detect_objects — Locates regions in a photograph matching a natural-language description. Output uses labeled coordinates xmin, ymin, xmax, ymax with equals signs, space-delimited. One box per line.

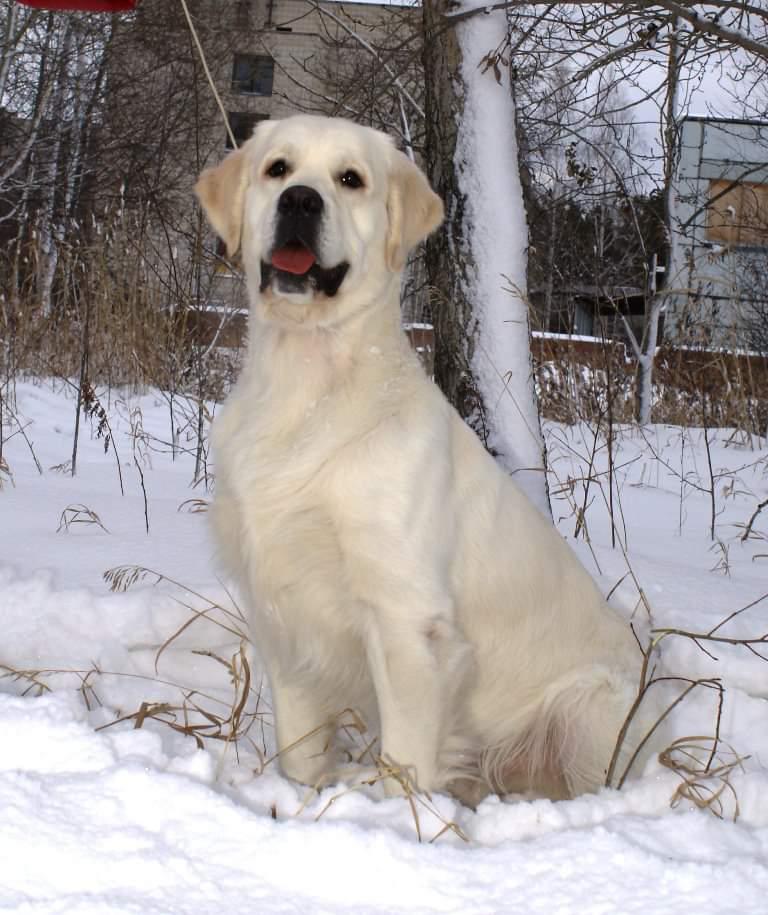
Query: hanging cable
xmin=178 ymin=0 xmax=238 ymax=149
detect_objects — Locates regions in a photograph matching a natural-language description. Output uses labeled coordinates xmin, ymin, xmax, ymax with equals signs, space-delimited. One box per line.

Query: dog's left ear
xmin=195 ymin=147 xmax=248 ymax=257
xmin=386 ymin=150 xmax=444 ymax=271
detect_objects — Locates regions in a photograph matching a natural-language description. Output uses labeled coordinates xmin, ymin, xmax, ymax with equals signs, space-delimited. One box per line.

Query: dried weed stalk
xmin=660 ymin=736 xmax=748 ymax=821
xmin=58 ymin=503 xmax=109 ymax=533
xmin=178 ymin=498 xmax=209 ymax=513
xmin=739 ymin=497 xmax=768 ymax=543
xmin=0 ymin=663 xmax=52 ymax=697
xmin=0 ymin=455 xmax=12 ymax=489
xmin=103 ymin=565 xmax=249 ymax=669
xmin=96 ymin=642 xmax=266 ymax=757
xmin=81 ymin=381 xmax=125 ymax=496
xmin=608 ymin=592 xmax=767 ymax=819
xmin=281 ymin=708 xmax=468 ymax=843
xmin=0 ymin=659 xmax=267 ymax=748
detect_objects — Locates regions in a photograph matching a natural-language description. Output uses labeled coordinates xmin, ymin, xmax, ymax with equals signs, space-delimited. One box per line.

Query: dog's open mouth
xmin=261 ymin=241 xmax=349 ymax=298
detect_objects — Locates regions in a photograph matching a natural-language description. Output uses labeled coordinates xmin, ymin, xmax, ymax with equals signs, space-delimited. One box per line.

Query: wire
xmin=178 ymin=0 xmax=238 ymax=150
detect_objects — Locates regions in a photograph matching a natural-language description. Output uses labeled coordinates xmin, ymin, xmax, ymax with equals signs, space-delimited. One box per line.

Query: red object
xmin=272 ymin=245 xmax=316 ymax=275
xmin=16 ymin=1 xmax=137 ymax=11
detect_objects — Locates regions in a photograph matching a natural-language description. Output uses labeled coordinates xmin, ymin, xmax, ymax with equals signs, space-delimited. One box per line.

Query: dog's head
xmin=195 ymin=115 xmax=443 ymax=327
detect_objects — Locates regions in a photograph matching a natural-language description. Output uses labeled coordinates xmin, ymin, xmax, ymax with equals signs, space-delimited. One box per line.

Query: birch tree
xmin=423 ymin=0 xmax=549 ymax=514
xmin=422 ymin=0 xmax=768 ymax=453
xmin=627 ymin=20 xmax=682 ymax=425
xmin=35 ymin=17 xmax=75 ymax=316
xmin=0 ymin=6 xmax=112 ymax=316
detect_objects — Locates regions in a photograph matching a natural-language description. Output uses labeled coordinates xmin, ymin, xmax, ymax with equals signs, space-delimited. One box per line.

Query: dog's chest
xmin=214 ymin=387 xmax=364 ymax=639
xmin=224 ymin=384 xmax=349 ymax=504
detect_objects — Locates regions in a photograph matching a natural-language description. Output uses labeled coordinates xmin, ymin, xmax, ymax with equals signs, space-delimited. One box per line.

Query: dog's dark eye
xmin=266 ymin=159 xmax=289 ymax=179
xmin=339 ymin=169 xmax=364 ymax=189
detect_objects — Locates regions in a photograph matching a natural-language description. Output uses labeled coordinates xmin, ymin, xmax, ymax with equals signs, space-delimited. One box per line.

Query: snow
xmin=2 ymin=377 xmax=768 ymax=913
xmin=533 ymin=331 xmax=627 ymax=345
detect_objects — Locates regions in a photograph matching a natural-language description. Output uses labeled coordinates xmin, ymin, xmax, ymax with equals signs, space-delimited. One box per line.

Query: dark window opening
xmin=226 ymin=112 xmax=268 ymax=149
xmin=234 ymin=1 xmax=252 ymax=28
xmin=232 ymin=53 xmax=274 ymax=96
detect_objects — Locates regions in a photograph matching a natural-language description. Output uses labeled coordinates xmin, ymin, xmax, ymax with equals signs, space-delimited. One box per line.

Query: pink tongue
xmin=271 ymin=246 xmax=316 ymax=275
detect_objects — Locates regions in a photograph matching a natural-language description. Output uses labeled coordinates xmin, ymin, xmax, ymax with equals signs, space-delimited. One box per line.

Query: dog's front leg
xmin=269 ymin=668 xmax=337 ymax=789
xmin=364 ymin=609 xmax=465 ymax=797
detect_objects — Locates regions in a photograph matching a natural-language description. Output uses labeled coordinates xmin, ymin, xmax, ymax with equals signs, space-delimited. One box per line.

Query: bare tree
xmin=421 ymin=0 xmax=768 ymax=445
xmin=6 ymin=0 xmax=768 ymax=447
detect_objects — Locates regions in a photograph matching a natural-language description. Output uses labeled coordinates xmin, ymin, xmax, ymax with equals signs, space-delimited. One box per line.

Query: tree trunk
xmin=635 ymin=17 xmax=682 ymax=426
xmin=0 ymin=3 xmax=19 ymax=102
xmin=422 ymin=0 xmax=549 ymax=514
xmin=37 ymin=18 xmax=74 ymax=316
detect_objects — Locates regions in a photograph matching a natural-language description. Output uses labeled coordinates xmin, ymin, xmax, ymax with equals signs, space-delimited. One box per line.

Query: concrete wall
xmin=189 ymin=0 xmax=417 ymax=152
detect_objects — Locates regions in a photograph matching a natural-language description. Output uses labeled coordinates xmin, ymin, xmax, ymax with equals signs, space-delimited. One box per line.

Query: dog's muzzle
xmin=261 ymin=184 xmax=349 ymax=297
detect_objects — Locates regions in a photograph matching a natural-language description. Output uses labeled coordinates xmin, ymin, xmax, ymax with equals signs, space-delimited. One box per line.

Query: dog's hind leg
xmin=555 ymin=666 xmax=650 ymax=797
xmin=485 ymin=666 xmax=642 ymax=799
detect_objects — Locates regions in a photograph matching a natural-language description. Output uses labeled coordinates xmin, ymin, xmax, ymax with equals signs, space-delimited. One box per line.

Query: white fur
xmin=196 ymin=115 xmax=646 ymax=801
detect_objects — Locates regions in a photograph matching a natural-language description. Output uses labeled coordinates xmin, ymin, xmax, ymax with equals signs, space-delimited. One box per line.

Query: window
xmin=706 ymin=179 xmax=768 ymax=246
xmin=226 ymin=112 xmax=267 ymax=149
xmin=231 ymin=54 xmax=274 ymax=96
xmin=234 ymin=1 xmax=251 ymax=29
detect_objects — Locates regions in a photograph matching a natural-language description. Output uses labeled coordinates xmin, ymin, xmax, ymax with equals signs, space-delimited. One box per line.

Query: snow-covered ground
xmin=1 ymin=377 xmax=767 ymax=914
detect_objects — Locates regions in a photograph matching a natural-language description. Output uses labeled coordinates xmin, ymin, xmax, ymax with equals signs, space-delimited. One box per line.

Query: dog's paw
xmin=322 ymin=762 xmax=414 ymax=799
xmin=381 ymin=773 xmax=411 ymax=798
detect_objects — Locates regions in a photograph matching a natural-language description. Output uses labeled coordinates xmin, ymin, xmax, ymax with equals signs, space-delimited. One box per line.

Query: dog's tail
xmin=478 ymin=665 xmax=651 ymax=799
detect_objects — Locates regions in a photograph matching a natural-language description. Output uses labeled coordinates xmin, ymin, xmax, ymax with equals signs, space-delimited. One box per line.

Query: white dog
xmin=196 ymin=115 xmax=645 ymax=802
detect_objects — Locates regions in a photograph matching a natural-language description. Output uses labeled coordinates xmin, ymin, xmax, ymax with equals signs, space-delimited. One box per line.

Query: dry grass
xmin=279 ymin=707 xmax=468 ymax=842
xmin=1 ymin=563 xmax=271 ymax=763
xmin=96 ymin=560 xmax=764 ymax=826
xmin=94 ymin=642 xmax=266 ymax=757
xmin=3 ymin=287 xmax=766 ymax=828
xmin=0 ymin=456 xmax=12 ymax=489
xmin=309 ymin=762 xmax=469 ymax=844
xmin=603 ymin=584 xmax=767 ymax=820
xmin=545 ymin=417 xmax=765 ymax=821
xmin=660 ymin=737 xmax=748 ymax=821
xmin=178 ymin=498 xmax=209 ymax=513
xmin=534 ymin=335 xmax=768 ymax=434
xmin=103 ymin=564 xmax=250 ymax=656
xmin=0 ymin=663 xmax=53 ymax=697
xmin=57 ymin=503 xmax=109 ymax=534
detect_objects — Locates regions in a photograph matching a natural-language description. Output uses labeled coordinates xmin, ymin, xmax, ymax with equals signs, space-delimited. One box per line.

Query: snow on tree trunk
xmin=634 ymin=299 xmax=661 ymax=427
xmin=423 ymin=0 xmax=549 ymax=515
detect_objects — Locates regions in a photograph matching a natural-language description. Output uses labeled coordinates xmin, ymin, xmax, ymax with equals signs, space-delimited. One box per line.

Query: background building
xmin=119 ymin=0 xmax=422 ymax=326
xmin=666 ymin=116 xmax=768 ymax=350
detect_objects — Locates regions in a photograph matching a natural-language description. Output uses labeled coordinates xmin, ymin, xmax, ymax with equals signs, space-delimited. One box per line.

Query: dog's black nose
xmin=277 ymin=185 xmax=324 ymax=216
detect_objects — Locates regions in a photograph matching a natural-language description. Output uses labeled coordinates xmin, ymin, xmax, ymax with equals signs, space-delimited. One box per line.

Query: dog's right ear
xmin=195 ymin=147 xmax=248 ymax=258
